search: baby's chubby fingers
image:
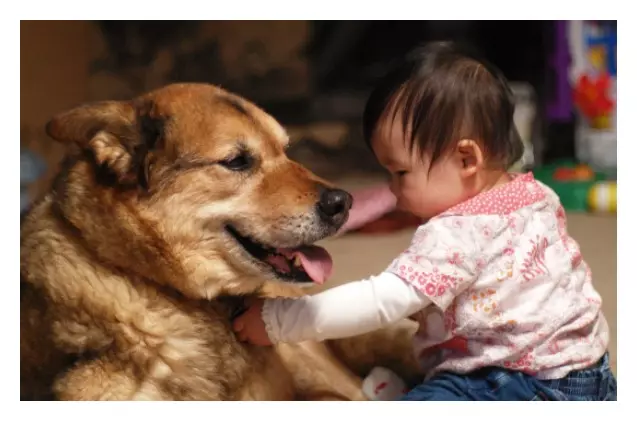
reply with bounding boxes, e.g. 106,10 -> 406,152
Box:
232,316 -> 245,332
233,319 -> 249,342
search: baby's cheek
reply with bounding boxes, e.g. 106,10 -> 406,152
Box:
395,200 -> 409,213
396,195 -> 418,214
411,193 -> 435,213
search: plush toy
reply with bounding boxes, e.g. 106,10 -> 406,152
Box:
362,366 -> 408,401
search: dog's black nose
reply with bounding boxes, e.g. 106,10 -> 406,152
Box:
317,188 -> 353,224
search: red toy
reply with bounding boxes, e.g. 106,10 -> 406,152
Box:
573,72 -> 614,129
553,164 -> 595,182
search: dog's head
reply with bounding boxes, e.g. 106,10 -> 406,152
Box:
47,83 -> 352,299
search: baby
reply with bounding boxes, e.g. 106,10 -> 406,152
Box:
234,41 -> 616,401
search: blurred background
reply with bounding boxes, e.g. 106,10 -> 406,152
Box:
20,20 -> 617,372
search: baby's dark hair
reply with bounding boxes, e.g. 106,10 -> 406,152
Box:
363,41 -> 524,169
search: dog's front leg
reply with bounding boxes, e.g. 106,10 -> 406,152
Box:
276,341 -> 367,401
53,351 -> 226,401
53,352 -> 154,400
326,319 -> 425,388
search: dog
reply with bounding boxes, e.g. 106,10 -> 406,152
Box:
20,83 -> 422,400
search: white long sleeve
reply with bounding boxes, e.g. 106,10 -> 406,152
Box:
261,272 -> 431,343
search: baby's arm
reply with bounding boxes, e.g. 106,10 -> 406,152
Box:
262,272 -> 431,343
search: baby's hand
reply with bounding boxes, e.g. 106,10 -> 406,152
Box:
232,299 -> 273,346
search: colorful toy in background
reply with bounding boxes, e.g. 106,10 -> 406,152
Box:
588,181 -> 617,213
573,72 -> 614,130
552,163 -> 595,182
567,20 -> 617,176
533,160 -> 615,214
571,24 -> 615,131
586,22 -> 616,77
515,21 -> 617,216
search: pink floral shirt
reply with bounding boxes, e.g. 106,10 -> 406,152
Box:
387,172 -> 610,380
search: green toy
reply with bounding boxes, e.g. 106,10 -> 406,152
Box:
533,160 -> 607,212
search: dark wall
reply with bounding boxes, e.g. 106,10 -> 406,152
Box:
309,21 -> 551,93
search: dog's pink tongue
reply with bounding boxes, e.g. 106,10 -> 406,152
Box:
280,246 -> 333,284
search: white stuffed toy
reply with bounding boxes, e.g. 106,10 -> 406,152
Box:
362,366 -> 408,401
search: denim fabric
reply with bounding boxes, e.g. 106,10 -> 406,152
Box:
400,353 -> 616,401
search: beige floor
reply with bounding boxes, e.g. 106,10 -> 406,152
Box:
311,176 -> 617,374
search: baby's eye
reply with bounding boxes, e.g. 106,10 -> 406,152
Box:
396,170 -> 408,177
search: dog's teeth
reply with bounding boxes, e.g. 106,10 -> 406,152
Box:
294,256 -> 302,267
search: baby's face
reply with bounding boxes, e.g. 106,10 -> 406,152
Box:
371,118 -> 475,220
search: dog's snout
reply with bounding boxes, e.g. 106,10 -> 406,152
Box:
317,188 -> 353,224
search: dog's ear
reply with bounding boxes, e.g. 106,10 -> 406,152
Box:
46,101 -> 163,187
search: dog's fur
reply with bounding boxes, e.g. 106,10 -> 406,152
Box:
20,83 -> 421,400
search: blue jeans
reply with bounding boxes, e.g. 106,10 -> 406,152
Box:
401,353 -> 616,401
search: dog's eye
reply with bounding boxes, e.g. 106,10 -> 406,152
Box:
220,153 -> 253,171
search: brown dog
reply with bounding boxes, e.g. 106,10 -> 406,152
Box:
20,83 -> 421,400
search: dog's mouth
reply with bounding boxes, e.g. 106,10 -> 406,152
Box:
225,225 -> 333,285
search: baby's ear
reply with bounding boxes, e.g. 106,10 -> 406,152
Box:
456,139 -> 483,176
